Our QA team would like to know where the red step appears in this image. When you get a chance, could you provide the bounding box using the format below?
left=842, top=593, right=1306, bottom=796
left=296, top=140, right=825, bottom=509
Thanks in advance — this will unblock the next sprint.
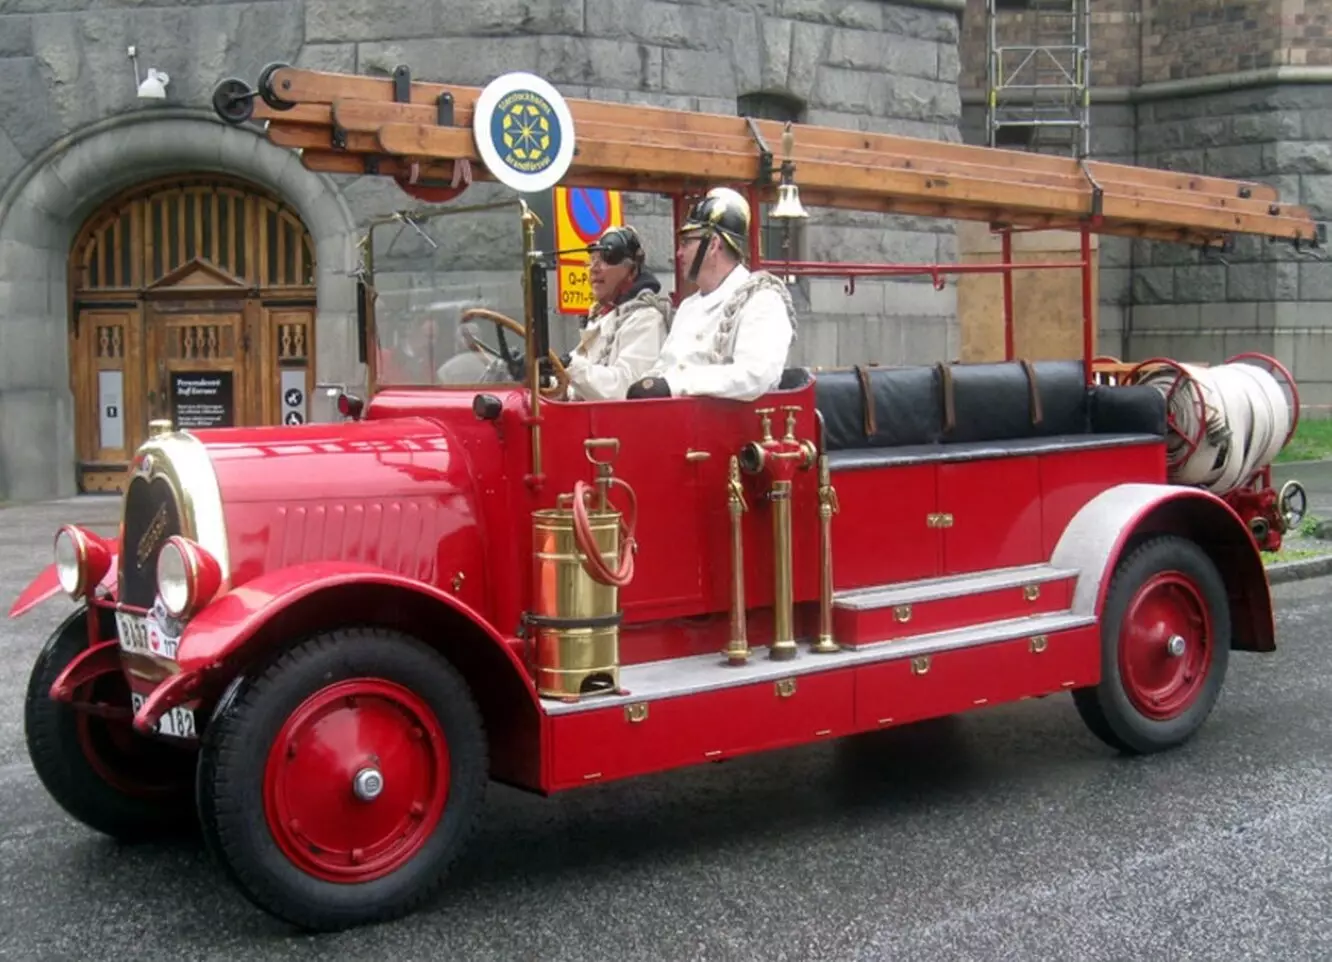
left=832, top=563, right=1078, bottom=648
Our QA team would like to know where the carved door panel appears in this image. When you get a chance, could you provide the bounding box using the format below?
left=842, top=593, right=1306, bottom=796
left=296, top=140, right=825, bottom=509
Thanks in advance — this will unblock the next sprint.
left=73, top=307, right=145, bottom=493
left=263, top=306, right=315, bottom=427
left=145, top=307, right=249, bottom=432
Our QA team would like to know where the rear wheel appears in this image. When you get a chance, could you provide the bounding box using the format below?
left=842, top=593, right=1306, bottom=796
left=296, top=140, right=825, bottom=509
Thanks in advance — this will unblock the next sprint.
left=196, top=627, right=488, bottom=931
left=24, top=606, right=198, bottom=839
left=1073, top=535, right=1231, bottom=754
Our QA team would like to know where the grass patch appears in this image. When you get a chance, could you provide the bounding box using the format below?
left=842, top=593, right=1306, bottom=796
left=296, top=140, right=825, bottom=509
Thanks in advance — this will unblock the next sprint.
left=1275, top=417, right=1332, bottom=463
left=1261, top=546, right=1332, bottom=565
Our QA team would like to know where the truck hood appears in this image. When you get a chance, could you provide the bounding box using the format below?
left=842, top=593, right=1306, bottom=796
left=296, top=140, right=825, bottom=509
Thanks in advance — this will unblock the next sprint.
left=117, top=416, right=492, bottom=609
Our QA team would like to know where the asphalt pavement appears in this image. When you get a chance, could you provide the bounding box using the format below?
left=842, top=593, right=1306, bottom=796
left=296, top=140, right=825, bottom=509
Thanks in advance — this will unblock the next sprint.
left=2, top=496, right=1331, bottom=961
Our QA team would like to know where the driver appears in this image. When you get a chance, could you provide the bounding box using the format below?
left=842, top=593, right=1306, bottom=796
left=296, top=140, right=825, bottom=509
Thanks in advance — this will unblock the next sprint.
left=378, top=316, right=441, bottom=384
left=560, top=225, right=671, bottom=400
left=626, top=188, right=795, bottom=402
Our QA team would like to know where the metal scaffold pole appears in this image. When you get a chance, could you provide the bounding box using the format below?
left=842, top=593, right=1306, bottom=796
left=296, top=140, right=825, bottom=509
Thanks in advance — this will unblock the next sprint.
left=986, top=0, right=1091, bottom=158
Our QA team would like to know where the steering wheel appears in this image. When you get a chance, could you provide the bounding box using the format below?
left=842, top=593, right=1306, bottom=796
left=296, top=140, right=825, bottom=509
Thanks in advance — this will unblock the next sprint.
left=460, top=307, right=569, bottom=398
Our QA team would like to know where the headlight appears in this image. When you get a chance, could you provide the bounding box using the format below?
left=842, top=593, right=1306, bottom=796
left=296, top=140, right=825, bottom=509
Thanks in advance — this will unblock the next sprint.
left=156, top=536, right=222, bottom=619
left=53, top=525, right=112, bottom=598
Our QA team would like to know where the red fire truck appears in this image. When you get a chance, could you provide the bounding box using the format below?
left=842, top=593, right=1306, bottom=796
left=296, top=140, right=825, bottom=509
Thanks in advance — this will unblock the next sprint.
left=10, top=64, right=1321, bottom=931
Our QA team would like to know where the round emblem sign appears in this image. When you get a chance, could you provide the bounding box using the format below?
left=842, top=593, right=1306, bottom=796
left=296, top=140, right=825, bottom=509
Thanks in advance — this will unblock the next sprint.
left=472, top=72, right=575, bottom=193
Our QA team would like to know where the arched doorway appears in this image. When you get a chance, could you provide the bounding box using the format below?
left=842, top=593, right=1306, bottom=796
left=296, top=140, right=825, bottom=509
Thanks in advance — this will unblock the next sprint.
left=68, top=174, right=317, bottom=492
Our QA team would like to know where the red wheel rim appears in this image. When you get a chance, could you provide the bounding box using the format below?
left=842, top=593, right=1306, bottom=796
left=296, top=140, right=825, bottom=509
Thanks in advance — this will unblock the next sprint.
left=73, top=672, right=193, bottom=799
left=263, top=679, right=451, bottom=883
left=1118, top=572, right=1213, bottom=720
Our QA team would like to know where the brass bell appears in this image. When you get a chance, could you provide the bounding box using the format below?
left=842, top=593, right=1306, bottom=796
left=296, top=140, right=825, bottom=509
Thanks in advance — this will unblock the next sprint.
left=772, top=182, right=808, bottom=220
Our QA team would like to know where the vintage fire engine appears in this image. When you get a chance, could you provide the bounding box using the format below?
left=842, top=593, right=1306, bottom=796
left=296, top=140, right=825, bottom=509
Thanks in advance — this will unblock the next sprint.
left=10, top=63, right=1321, bottom=931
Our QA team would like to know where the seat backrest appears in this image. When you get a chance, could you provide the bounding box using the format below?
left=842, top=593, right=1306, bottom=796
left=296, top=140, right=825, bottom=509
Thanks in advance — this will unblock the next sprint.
left=815, top=365, right=944, bottom=450
left=816, top=358, right=1099, bottom=451
left=944, top=359, right=1090, bottom=443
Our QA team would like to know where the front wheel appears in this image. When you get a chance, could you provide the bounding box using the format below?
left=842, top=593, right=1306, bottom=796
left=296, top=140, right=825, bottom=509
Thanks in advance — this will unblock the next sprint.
left=24, top=606, right=198, bottom=839
left=196, top=627, right=488, bottom=931
left=1073, top=535, right=1231, bottom=755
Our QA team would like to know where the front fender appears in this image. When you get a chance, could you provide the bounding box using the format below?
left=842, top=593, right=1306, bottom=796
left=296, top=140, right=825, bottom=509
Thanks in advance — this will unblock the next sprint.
left=174, top=560, right=536, bottom=698
left=1051, top=483, right=1274, bottom=652
left=8, top=549, right=120, bottom=619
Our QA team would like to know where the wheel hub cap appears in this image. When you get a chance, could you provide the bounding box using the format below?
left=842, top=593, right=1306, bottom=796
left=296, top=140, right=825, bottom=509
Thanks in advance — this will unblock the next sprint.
left=262, top=678, right=451, bottom=884
left=1119, top=571, right=1213, bottom=721
left=353, top=766, right=384, bottom=801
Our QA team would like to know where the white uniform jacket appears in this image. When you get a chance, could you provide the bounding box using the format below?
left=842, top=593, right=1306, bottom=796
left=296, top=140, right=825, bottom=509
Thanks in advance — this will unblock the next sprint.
left=644, top=265, right=796, bottom=401
left=565, top=274, right=672, bottom=401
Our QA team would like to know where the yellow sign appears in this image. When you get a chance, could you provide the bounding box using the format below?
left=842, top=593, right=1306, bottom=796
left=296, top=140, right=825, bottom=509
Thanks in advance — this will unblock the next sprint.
left=553, top=186, right=623, bottom=315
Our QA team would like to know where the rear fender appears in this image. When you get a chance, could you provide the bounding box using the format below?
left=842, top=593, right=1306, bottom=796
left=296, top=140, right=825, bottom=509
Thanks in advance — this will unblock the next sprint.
left=1051, top=483, right=1274, bottom=653
left=8, top=547, right=120, bottom=619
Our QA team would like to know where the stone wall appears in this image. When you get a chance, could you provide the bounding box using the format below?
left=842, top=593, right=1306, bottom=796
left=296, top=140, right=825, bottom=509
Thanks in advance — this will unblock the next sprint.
left=956, top=0, right=1332, bottom=417
left=1125, top=84, right=1332, bottom=413
left=957, top=0, right=1141, bottom=92
left=0, top=0, right=966, bottom=500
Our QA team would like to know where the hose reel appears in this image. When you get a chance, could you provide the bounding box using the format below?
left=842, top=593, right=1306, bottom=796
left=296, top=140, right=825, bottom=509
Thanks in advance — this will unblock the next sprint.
left=1129, top=353, right=1298, bottom=496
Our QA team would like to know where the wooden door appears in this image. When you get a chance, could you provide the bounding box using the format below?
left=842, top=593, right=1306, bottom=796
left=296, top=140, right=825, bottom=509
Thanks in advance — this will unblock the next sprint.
left=263, top=306, right=316, bottom=427
left=72, top=307, right=146, bottom=493
left=144, top=304, right=250, bottom=431
left=68, top=174, right=318, bottom=492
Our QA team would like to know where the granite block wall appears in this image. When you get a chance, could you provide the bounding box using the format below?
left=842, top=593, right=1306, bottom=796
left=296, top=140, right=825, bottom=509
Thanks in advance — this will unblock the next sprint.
left=1125, top=85, right=1332, bottom=413
left=958, top=0, right=1332, bottom=415
left=0, top=0, right=967, bottom=499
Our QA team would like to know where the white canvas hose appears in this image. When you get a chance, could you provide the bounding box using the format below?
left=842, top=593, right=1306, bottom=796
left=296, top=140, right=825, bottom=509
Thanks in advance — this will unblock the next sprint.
left=1135, top=361, right=1291, bottom=495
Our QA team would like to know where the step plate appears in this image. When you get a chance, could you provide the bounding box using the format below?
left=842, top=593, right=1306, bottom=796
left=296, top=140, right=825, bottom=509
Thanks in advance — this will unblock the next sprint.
left=542, top=610, right=1097, bottom=715
left=834, top=575, right=1075, bottom=648
left=835, top=563, right=1080, bottom=611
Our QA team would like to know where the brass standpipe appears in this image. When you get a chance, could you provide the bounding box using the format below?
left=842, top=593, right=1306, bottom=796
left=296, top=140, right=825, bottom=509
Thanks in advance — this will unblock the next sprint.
left=810, top=453, right=841, bottom=654
left=586, top=438, right=618, bottom=510
left=723, top=455, right=751, bottom=666
left=740, top=405, right=816, bottom=662
left=520, top=200, right=544, bottom=482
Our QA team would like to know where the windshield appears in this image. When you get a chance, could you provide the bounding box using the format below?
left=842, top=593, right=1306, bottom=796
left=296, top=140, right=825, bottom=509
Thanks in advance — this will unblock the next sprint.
left=365, top=199, right=531, bottom=390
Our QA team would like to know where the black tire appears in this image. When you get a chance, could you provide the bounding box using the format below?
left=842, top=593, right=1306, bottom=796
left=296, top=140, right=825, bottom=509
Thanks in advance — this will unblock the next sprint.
left=1073, top=535, right=1231, bottom=755
left=23, top=606, right=198, bottom=840
left=196, top=627, right=488, bottom=932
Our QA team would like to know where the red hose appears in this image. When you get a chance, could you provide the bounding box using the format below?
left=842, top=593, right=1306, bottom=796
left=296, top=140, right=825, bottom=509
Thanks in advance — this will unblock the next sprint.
left=571, top=479, right=638, bottom=587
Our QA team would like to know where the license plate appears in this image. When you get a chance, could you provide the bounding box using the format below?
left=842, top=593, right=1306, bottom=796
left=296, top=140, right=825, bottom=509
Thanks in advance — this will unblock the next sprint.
left=130, top=691, right=197, bottom=739
left=115, top=609, right=180, bottom=660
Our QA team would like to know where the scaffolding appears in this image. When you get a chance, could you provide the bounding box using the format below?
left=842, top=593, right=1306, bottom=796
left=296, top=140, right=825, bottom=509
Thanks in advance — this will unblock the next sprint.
left=986, top=0, right=1091, bottom=158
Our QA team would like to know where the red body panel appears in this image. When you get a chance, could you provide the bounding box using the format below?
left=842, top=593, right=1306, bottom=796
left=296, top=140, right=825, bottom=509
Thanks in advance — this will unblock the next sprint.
left=1038, top=444, right=1167, bottom=557
left=547, top=668, right=856, bottom=790
left=829, top=464, right=941, bottom=589
left=851, top=625, right=1100, bottom=729
left=201, top=417, right=491, bottom=613
left=939, top=455, right=1044, bottom=574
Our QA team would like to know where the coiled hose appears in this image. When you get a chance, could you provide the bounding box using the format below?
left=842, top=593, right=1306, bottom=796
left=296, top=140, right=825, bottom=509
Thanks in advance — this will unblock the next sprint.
left=1134, top=361, right=1291, bottom=495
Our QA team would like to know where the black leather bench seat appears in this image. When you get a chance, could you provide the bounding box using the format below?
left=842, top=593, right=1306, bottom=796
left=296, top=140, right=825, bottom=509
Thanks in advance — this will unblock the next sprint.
left=813, top=358, right=1167, bottom=467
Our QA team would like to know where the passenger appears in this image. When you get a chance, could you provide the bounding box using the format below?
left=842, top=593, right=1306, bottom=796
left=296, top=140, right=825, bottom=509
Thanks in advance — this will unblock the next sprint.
left=626, top=187, right=796, bottom=402
left=559, top=225, right=671, bottom=401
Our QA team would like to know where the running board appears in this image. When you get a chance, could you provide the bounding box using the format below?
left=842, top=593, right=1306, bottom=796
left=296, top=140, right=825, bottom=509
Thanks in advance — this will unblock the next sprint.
left=542, top=610, right=1097, bottom=714
left=832, top=562, right=1081, bottom=647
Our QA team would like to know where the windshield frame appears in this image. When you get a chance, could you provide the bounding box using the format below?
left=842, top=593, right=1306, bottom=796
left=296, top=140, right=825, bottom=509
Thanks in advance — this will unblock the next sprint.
left=359, top=197, right=545, bottom=395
